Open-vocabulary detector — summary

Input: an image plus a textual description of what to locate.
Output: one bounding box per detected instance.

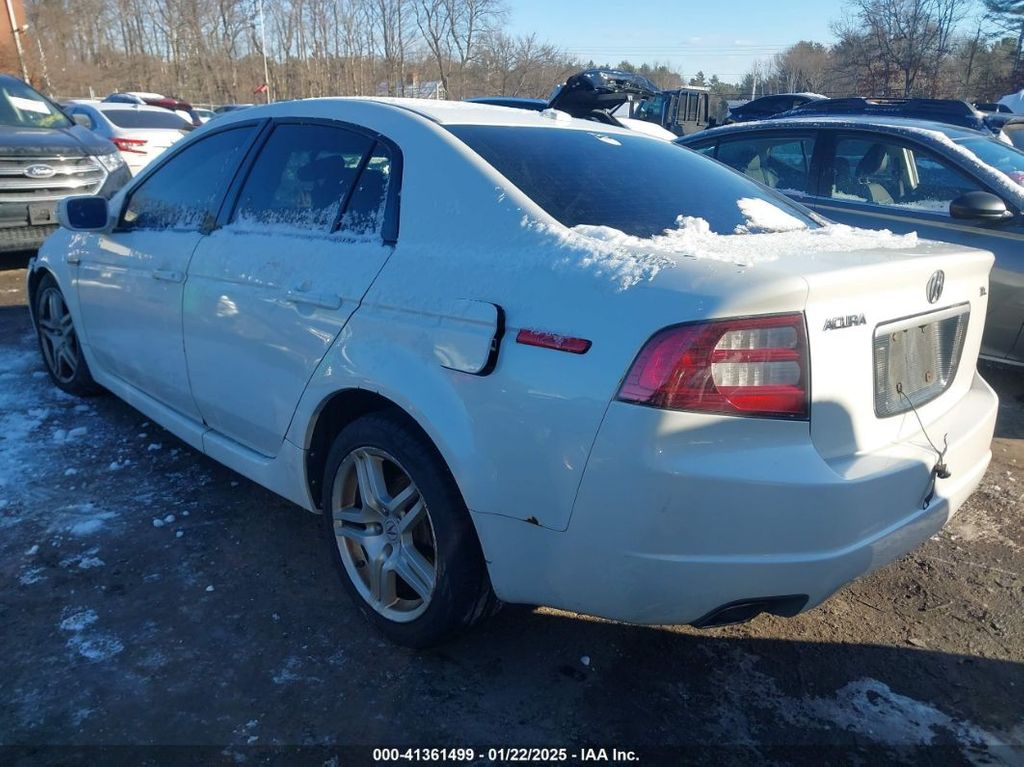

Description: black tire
[33,273,101,397]
[320,410,495,648]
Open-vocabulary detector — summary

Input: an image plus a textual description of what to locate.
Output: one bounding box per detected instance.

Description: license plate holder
[28,203,55,225]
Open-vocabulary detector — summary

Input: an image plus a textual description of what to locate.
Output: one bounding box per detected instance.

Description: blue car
[678,116,1024,365]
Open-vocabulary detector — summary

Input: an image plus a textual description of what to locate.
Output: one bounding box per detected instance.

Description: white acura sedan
[30,98,998,647]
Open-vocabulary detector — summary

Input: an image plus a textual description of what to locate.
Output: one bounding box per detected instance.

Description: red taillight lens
[617,313,809,419]
[112,137,148,154]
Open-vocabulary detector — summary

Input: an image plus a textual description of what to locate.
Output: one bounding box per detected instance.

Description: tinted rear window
[448,125,817,237]
[103,109,189,129]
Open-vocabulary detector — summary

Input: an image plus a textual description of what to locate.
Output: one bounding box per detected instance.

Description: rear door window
[715,135,816,194]
[231,123,375,232]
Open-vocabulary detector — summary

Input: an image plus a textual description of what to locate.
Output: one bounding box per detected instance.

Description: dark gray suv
[679,116,1024,365]
[0,75,130,252]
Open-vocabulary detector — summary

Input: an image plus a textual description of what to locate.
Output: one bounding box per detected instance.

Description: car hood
[0,124,115,156]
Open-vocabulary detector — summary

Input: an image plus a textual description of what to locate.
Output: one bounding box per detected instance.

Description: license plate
[873,304,969,417]
[28,203,55,225]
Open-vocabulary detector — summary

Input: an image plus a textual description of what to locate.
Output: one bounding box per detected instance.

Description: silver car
[679,116,1024,365]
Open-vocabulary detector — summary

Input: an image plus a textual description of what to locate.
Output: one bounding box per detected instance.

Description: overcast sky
[506,0,846,81]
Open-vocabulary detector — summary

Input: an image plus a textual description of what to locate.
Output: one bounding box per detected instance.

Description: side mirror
[71,113,91,128]
[57,195,110,232]
[949,191,1012,222]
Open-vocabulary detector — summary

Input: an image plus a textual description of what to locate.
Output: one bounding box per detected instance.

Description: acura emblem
[926,270,945,304]
[24,164,55,179]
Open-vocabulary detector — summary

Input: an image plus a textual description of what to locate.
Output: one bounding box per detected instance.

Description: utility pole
[258,0,271,103]
[5,0,28,82]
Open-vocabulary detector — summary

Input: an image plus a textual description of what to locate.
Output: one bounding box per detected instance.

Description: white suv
[30,98,998,647]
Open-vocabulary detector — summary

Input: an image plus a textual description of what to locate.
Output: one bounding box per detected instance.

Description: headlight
[95,151,126,173]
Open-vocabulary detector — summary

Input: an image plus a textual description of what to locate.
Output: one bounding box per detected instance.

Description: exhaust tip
[691,595,808,629]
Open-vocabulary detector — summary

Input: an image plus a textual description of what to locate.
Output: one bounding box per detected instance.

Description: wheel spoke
[334,504,382,525]
[57,343,77,375]
[397,499,427,535]
[335,523,380,543]
[47,291,62,322]
[387,482,419,515]
[367,551,397,606]
[394,547,435,601]
[354,450,389,512]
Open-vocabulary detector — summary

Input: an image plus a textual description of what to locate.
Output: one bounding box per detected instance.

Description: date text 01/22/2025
[372,747,641,762]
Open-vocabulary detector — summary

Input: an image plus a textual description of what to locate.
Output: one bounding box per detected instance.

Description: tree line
[16,0,1024,107]
[718,1,1024,103]
[21,0,578,104]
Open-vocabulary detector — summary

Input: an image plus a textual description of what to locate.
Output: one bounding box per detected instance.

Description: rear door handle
[152,269,184,283]
[285,289,342,310]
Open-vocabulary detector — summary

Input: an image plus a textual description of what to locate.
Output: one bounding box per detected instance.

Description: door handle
[285,289,342,310]
[152,269,184,283]
[66,255,81,265]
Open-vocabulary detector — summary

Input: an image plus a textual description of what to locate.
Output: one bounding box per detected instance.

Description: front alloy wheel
[331,447,437,622]
[37,284,80,385]
[33,274,99,396]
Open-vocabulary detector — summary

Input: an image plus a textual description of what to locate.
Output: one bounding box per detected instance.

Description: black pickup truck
[0,74,130,253]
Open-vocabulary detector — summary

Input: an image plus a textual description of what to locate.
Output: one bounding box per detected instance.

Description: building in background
[0,0,29,81]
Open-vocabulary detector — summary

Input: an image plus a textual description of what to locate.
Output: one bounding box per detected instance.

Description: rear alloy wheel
[321,412,494,647]
[332,446,437,622]
[34,274,100,396]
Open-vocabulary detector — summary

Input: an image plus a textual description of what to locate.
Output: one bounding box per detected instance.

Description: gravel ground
[0,256,1022,765]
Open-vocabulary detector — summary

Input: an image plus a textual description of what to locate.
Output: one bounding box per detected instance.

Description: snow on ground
[705,645,1017,763]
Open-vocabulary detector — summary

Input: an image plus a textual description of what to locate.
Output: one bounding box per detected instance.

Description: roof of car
[218,97,646,135]
[681,115,990,142]
[465,97,548,110]
[91,102,181,113]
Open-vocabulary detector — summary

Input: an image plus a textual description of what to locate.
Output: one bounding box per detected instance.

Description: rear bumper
[474,373,997,625]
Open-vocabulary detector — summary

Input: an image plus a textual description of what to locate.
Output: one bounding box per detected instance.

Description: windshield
[633,95,666,122]
[104,109,190,129]
[958,136,1024,186]
[448,125,818,237]
[0,78,71,129]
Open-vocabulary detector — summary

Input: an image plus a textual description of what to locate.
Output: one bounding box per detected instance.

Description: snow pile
[734,197,809,233]
[546,212,920,289]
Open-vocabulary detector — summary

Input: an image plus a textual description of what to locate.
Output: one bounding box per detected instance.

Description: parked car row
[26,93,1000,647]
[63,101,192,176]
[677,113,1024,366]
[0,75,130,254]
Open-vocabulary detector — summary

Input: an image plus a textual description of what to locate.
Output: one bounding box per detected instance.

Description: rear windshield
[0,78,70,129]
[448,125,818,237]
[103,109,190,129]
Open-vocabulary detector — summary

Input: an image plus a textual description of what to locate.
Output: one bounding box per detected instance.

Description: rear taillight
[112,137,148,154]
[617,313,809,419]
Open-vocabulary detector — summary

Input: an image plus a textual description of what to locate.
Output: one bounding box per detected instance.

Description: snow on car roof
[694,114,986,140]
[214,96,643,135]
[370,97,642,130]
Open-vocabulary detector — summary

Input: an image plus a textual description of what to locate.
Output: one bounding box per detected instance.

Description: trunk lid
[801,245,993,461]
